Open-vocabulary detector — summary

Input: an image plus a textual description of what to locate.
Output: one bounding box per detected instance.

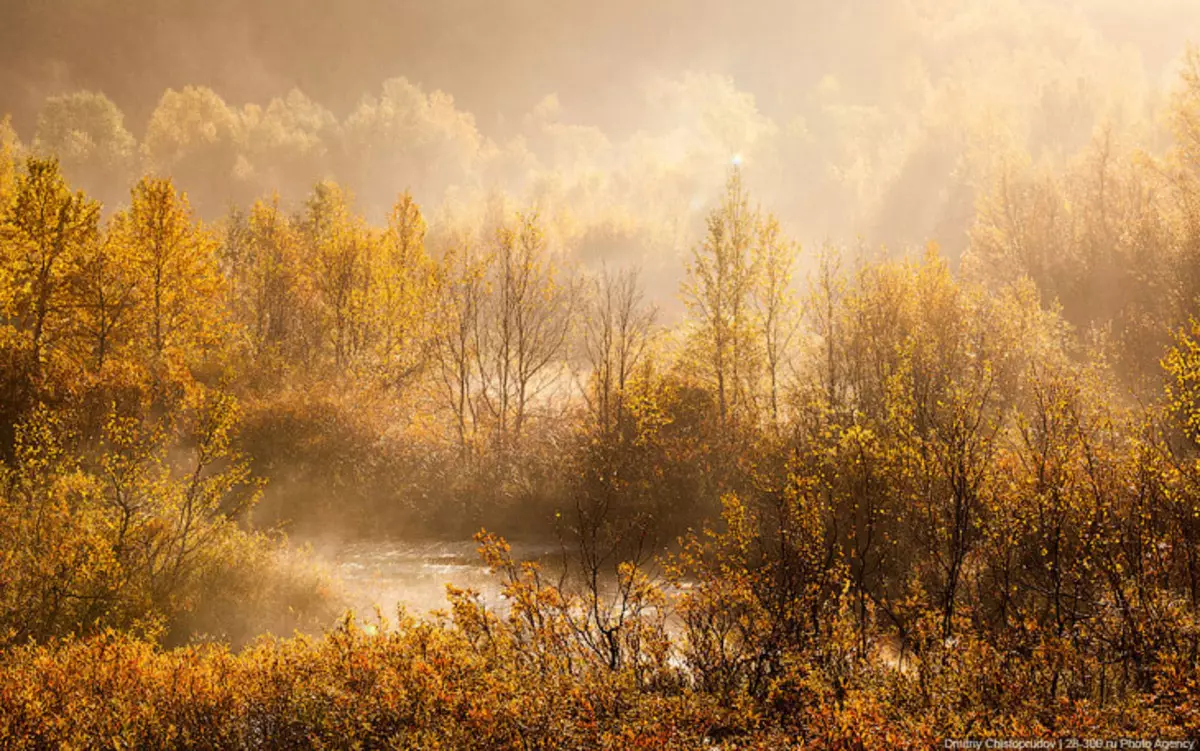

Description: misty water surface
[330,539,682,627]
[332,540,567,618]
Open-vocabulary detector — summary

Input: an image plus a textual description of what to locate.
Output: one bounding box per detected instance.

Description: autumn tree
[33,91,136,208]
[752,214,800,426]
[341,78,482,218]
[967,137,1173,389]
[65,214,139,370]
[301,181,376,373]
[982,365,1115,700]
[237,90,337,204]
[683,167,761,432]
[435,237,485,461]
[473,211,575,456]
[573,266,658,583]
[117,178,224,366]
[222,195,314,376]
[581,266,656,439]
[142,86,245,215]
[801,245,847,416]
[375,191,437,389]
[0,158,100,374]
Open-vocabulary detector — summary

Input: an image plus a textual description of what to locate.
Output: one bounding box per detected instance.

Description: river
[330,539,567,619]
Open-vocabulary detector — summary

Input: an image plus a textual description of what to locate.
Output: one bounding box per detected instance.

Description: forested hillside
[3,10,1200,750]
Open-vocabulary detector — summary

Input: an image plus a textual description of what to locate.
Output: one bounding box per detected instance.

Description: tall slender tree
[682,166,761,431]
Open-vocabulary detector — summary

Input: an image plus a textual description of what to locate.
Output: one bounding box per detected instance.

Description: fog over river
[330,539,569,619]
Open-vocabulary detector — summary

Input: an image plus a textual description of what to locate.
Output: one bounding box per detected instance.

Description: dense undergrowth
[0,534,1197,749]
